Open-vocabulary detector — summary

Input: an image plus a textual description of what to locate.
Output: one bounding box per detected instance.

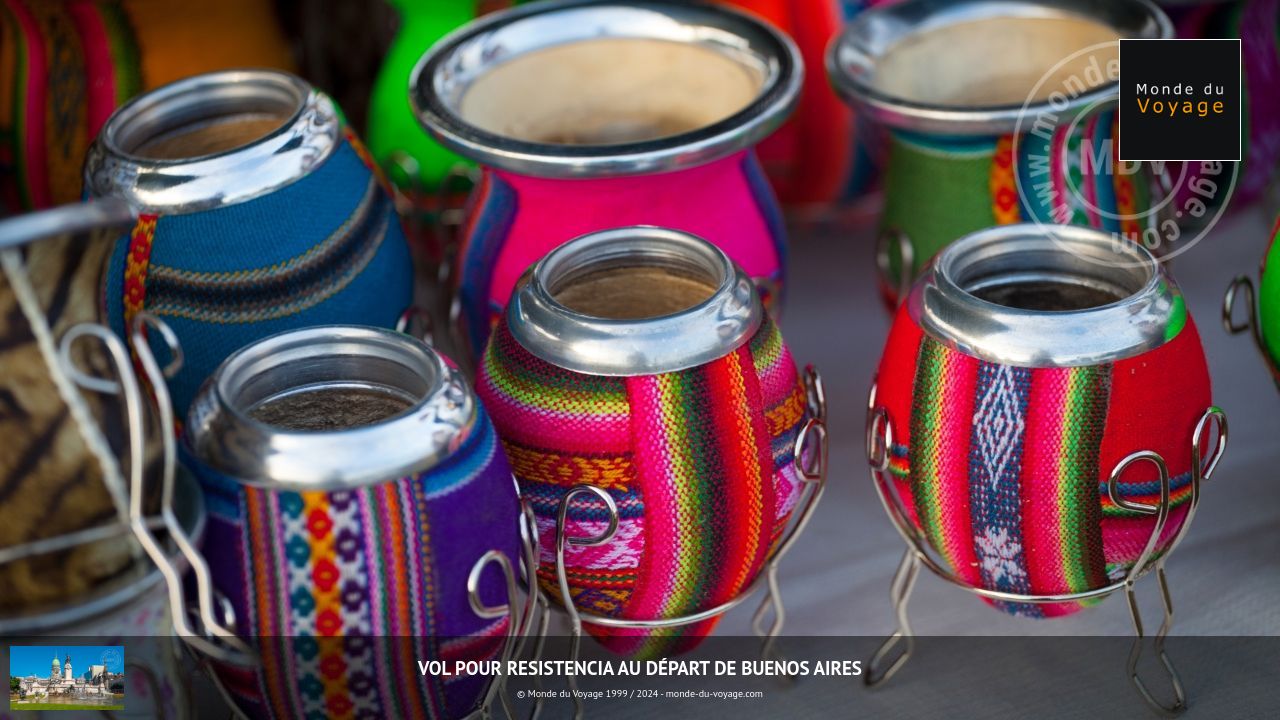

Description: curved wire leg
[864,549,919,688]
[1125,563,1187,717]
[750,561,786,665]
[556,486,619,720]
[749,561,799,685]
[1223,275,1275,382]
[749,367,828,680]
[513,500,550,720]
[468,549,523,720]
[524,598,552,720]
[875,227,915,308]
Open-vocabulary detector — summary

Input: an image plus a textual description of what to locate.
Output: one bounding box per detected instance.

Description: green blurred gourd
[1259,218,1280,376]
[368,0,496,191]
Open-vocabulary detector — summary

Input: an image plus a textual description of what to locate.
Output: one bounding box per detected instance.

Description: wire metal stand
[529,367,828,720]
[384,153,480,374]
[874,228,914,307]
[468,500,551,720]
[862,382,1228,717]
[0,202,238,719]
[1223,275,1277,382]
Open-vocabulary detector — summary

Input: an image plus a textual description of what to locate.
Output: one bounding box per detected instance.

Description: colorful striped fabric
[189,411,521,720]
[741,152,788,310]
[875,309,1212,618]
[104,132,413,416]
[477,314,807,657]
[455,170,518,358]
[719,0,879,207]
[879,110,1155,305]
[1,0,91,211]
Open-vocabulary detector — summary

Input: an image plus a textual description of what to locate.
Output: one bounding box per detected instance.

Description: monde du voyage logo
[1120,38,1242,162]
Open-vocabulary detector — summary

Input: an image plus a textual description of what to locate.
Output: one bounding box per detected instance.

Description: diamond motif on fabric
[972,365,1027,491]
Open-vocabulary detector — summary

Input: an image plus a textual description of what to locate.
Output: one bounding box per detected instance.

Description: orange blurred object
[124,0,295,88]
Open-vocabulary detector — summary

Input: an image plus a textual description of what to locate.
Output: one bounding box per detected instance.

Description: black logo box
[1119,38,1241,162]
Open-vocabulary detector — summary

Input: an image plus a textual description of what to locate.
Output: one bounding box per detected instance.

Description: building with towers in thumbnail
[15,651,114,700]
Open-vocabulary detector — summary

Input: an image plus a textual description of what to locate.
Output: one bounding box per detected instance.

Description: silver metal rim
[410,0,802,178]
[0,469,206,634]
[84,69,341,214]
[508,226,761,376]
[907,223,1183,367]
[186,325,476,491]
[826,0,1172,136]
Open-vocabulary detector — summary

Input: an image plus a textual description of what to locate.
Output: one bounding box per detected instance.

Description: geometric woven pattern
[190,411,520,719]
[877,304,1212,619]
[478,314,807,657]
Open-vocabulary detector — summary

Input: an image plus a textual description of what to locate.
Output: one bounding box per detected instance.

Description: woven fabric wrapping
[367,0,478,192]
[102,130,413,416]
[455,151,787,358]
[1258,214,1280,381]
[0,0,293,212]
[187,411,521,720]
[874,304,1211,617]
[0,229,133,612]
[879,111,1153,304]
[477,315,808,658]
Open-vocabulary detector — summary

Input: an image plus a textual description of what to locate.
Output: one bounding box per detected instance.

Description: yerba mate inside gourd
[971,280,1126,311]
[873,14,1119,107]
[460,38,765,145]
[552,265,719,320]
[249,384,416,431]
[132,114,290,160]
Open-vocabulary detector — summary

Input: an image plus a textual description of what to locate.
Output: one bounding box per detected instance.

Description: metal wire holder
[1223,274,1278,383]
[874,227,914,308]
[383,152,481,374]
[527,367,828,720]
[862,381,1229,717]
[0,200,248,718]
